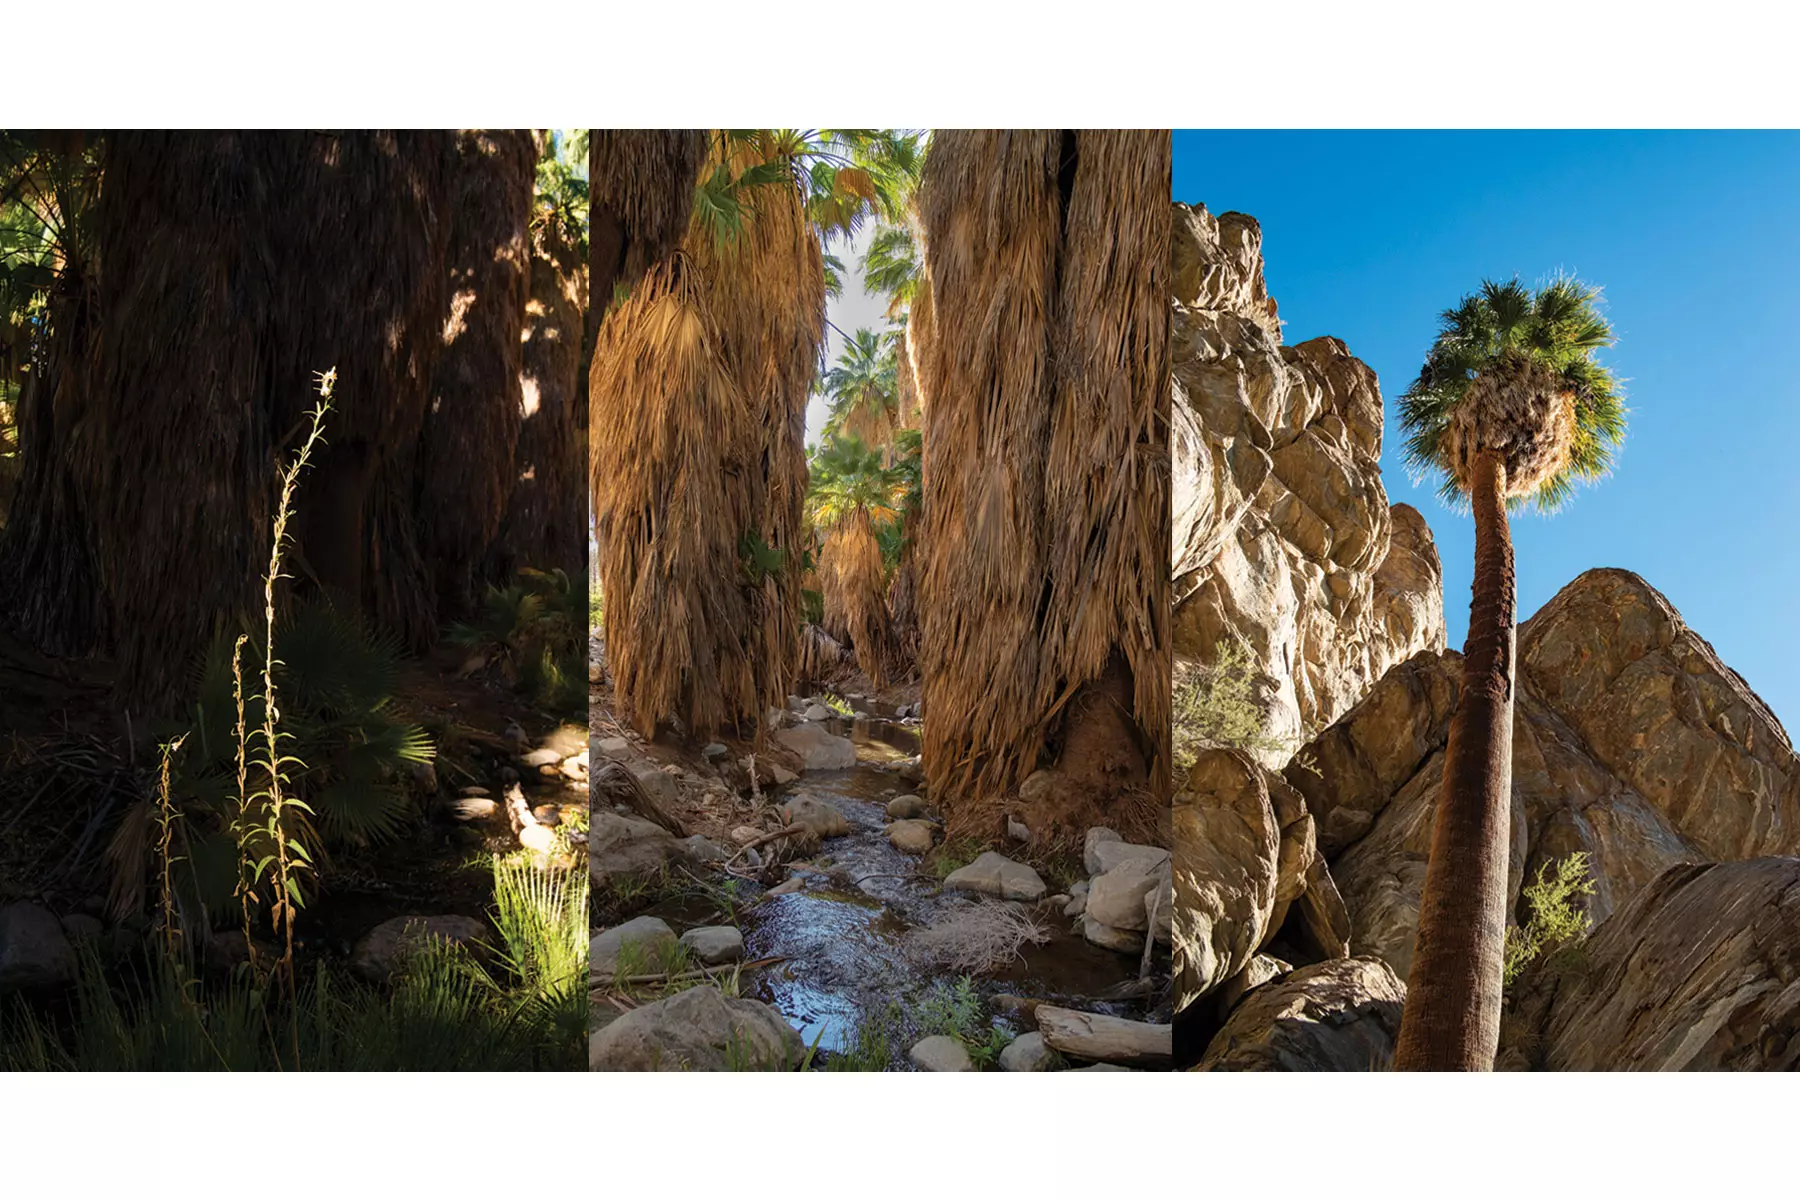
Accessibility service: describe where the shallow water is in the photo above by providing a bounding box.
[701,720,1159,1066]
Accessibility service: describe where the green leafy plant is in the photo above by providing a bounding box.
[1173,639,1295,772]
[1504,852,1597,986]
[449,567,587,714]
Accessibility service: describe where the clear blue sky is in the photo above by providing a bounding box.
[1174,131,1800,736]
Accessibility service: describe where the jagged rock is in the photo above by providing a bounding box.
[998,1031,1064,1072]
[0,904,76,992]
[773,724,856,771]
[590,811,688,886]
[1196,957,1405,1072]
[1293,569,1800,982]
[1171,202,1445,762]
[589,986,803,1071]
[908,1035,974,1072]
[780,794,851,839]
[802,703,834,722]
[1215,952,1294,1014]
[943,851,1046,902]
[1501,859,1800,1071]
[886,819,936,855]
[595,736,632,758]
[350,915,488,984]
[679,925,746,966]
[590,916,678,979]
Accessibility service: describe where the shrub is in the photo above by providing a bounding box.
[1504,852,1596,986]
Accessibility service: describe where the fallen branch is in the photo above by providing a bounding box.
[1036,1005,1172,1068]
[722,824,807,867]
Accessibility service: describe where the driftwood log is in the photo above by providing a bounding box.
[1036,1005,1172,1068]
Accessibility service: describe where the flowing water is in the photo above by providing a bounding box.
[643,711,1164,1067]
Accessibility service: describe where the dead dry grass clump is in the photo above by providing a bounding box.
[902,899,1050,975]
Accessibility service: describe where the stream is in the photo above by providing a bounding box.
[639,711,1162,1068]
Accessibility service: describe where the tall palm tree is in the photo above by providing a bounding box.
[1393,277,1626,1071]
[806,433,906,686]
[917,130,1171,848]
[821,327,900,450]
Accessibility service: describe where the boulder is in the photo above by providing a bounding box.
[1293,570,1800,983]
[350,915,488,984]
[1172,749,1280,1010]
[590,916,678,979]
[907,1035,974,1072]
[1088,840,1171,877]
[1196,957,1405,1072]
[779,794,851,839]
[589,811,688,886]
[519,747,561,768]
[773,724,857,771]
[1082,827,1122,875]
[589,986,803,1071]
[678,925,746,966]
[1082,914,1144,954]
[886,794,929,820]
[998,1031,1063,1072]
[0,904,76,992]
[1087,863,1159,931]
[943,851,1046,903]
[886,819,936,855]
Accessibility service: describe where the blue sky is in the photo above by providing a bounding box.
[1174,131,1800,735]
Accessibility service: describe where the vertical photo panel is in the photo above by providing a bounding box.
[589,130,1175,1071]
[0,130,589,1070]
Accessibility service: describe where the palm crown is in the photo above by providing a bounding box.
[805,434,907,532]
[1398,277,1627,512]
[820,327,900,445]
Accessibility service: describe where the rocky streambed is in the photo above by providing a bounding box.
[589,694,1173,1071]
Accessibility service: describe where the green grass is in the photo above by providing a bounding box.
[0,856,589,1071]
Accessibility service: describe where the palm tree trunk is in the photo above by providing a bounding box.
[1394,447,1516,1071]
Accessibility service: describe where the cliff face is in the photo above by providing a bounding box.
[1171,203,1444,758]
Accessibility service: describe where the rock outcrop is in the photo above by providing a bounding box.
[1291,568,1800,983]
[1500,858,1800,1071]
[1171,202,1445,759]
[1173,748,1347,1013]
[1196,956,1405,1072]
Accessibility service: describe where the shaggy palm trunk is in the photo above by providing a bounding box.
[419,129,534,616]
[1394,448,1516,1071]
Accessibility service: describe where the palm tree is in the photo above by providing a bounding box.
[1393,276,1626,1071]
[806,434,906,687]
[917,130,1171,848]
[821,327,901,450]
[590,130,909,740]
